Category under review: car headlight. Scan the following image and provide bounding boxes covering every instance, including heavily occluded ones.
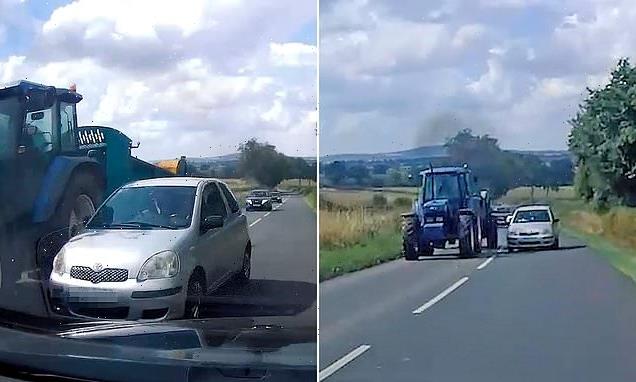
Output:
[246,199,253,204]
[52,249,66,276]
[137,250,179,281]
[542,228,552,235]
[508,230,518,236]
[435,216,444,223]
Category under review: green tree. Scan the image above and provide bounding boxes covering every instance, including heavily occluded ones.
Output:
[569,58,636,207]
[237,138,289,187]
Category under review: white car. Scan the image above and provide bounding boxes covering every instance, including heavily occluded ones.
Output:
[49,177,251,320]
[506,205,560,251]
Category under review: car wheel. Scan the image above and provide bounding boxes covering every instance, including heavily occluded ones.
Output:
[235,245,251,284]
[184,272,206,319]
[552,237,559,249]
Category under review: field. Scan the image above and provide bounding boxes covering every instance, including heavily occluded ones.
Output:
[319,187,416,280]
[498,186,636,281]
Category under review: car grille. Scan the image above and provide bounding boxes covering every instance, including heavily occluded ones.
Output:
[519,232,539,236]
[70,266,128,283]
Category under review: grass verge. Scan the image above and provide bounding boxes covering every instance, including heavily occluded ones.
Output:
[320,231,402,281]
[304,187,317,211]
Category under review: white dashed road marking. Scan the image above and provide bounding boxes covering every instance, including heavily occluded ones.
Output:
[320,345,371,381]
[412,277,469,315]
[249,218,262,227]
[264,212,271,217]
[477,256,495,270]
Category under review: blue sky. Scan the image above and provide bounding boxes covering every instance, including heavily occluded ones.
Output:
[0,0,316,159]
[319,0,636,154]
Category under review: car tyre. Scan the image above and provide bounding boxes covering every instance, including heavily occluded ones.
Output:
[184,272,206,319]
[235,245,251,284]
[552,237,559,250]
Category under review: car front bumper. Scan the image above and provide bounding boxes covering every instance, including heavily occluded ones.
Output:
[507,234,555,249]
[49,273,186,320]
[246,202,271,210]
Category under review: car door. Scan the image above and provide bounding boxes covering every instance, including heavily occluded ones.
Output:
[196,182,232,289]
[218,182,247,272]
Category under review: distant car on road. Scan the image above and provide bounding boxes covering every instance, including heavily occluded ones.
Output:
[271,191,283,203]
[245,190,273,211]
[507,205,559,251]
[49,177,252,320]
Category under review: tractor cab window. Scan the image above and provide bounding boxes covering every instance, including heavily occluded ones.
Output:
[59,102,76,152]
[423,173,461,201]
[25,108,53,153]
[0,97,20,159]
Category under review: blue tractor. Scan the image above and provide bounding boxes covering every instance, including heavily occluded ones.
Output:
[401,165,498,259]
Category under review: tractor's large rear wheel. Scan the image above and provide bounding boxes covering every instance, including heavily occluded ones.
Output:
[52,172,104,238]
[458,215,476,258]
[402,215,420,261]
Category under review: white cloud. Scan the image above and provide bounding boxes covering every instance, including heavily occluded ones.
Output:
[270,43,317,67]
[1,0,316,159]
[320,0,636,153]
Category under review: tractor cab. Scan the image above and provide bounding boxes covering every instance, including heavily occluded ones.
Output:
[0,80,82,160]
[0,81,83,225]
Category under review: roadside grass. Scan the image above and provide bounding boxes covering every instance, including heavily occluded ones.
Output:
[499,186,636,281]
[304,187,317,211]
[320,231,402,281]
[319,188,412,280]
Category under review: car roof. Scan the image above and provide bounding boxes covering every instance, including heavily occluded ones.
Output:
[515,204,551,212]
[124,177,212,188]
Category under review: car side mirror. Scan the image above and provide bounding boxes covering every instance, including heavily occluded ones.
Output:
[202,215,224,230]
[554,218,560,223]
[506,215,513,224]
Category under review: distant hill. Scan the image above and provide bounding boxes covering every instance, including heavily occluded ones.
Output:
[322,145,571,164]
[153,153,316,165]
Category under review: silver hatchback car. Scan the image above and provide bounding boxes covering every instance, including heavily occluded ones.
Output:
[49,177,251,320]
[507,205,560,251]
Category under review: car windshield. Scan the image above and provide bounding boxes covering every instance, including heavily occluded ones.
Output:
[87,186,196,229]
[0,96,20,160]
[250,191,269,197]
[423,173,461,201]
[513,210,551,223]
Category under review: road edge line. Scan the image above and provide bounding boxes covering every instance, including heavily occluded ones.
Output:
[319,345,371,381]
[412,277,469,315]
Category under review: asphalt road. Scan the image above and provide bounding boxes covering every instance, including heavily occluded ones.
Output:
[208,194,317,326]
[0,194,317,327]
[320,228,636,381]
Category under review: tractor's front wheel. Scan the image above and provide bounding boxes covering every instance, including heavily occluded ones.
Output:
[402,215,420,261]
[52,171,104,238]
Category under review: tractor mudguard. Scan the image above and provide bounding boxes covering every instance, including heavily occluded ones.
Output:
[32,156,103,223]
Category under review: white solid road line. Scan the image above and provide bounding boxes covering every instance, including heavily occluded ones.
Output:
[249,218,262,227]
[412,277,469,315]
[264,212,271,217]
[320,345,371,381]
[477,256,495,270]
